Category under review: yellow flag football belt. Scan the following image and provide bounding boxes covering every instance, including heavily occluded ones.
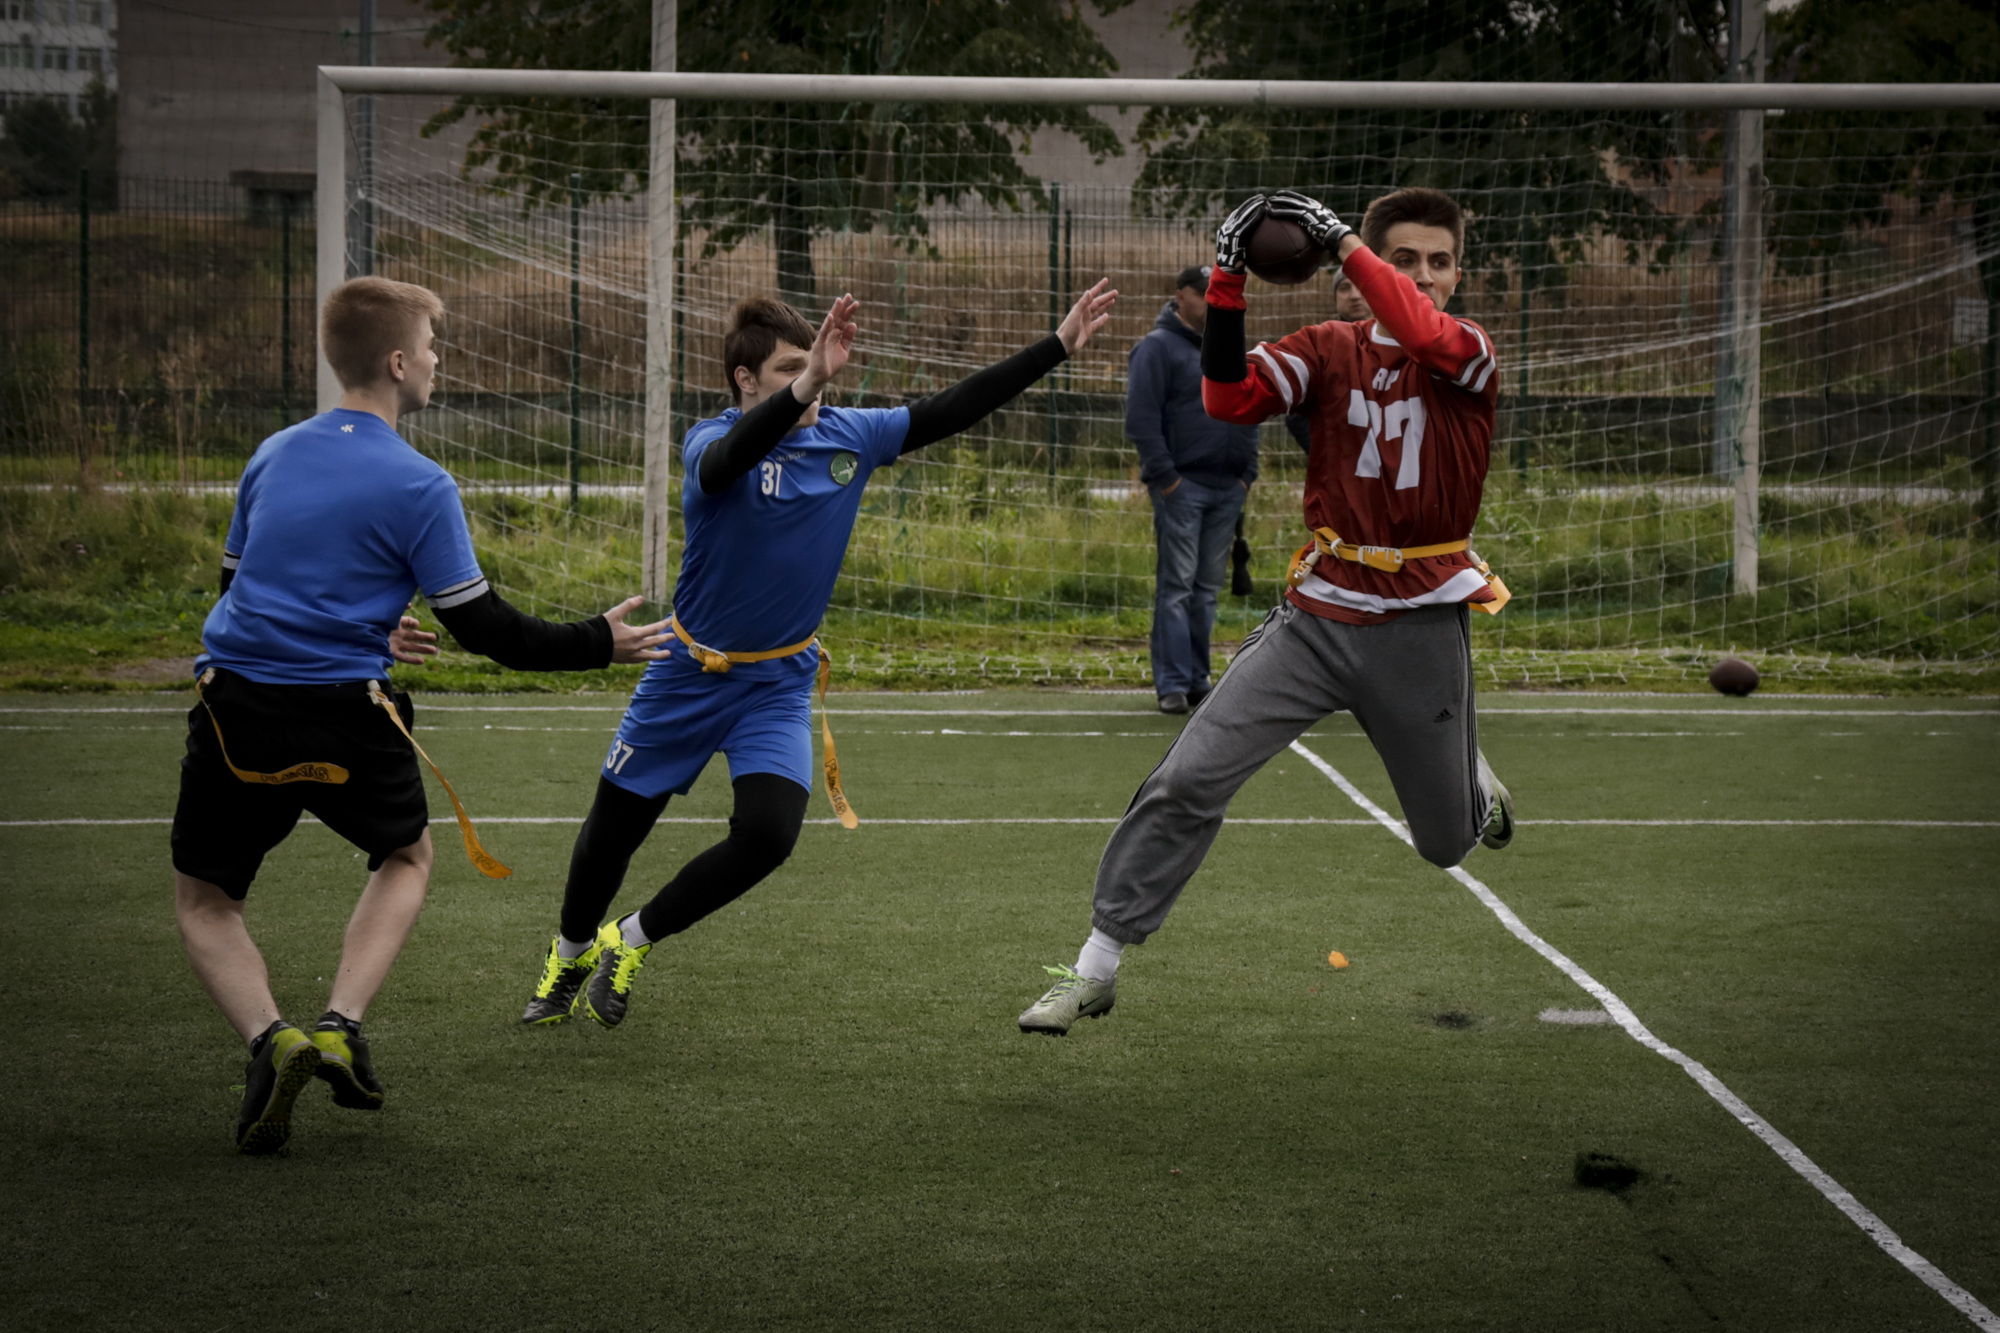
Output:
[194,668,512,880]
[1287,526,1513,616]
[668,617,859,830]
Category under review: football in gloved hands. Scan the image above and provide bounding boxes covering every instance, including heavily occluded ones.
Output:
[1244,215,1328,286]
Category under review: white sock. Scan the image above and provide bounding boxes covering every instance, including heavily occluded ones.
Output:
[1075,928,1125,982]
[556,934,593,960]
[619,912,651,949]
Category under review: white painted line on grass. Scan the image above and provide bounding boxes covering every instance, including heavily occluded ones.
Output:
[3,704,1996,718]
[1286,737,2000,1332]
[6,816,1995,830]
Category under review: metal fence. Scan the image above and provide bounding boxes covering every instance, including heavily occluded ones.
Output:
[0,175,316,481]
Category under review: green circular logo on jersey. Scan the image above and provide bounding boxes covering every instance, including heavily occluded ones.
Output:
[829,452,859,487]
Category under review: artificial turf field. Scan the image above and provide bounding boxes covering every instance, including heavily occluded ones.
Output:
[2,687,1996,1332]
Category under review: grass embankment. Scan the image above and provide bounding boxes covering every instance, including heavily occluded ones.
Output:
[2,483,1994,694]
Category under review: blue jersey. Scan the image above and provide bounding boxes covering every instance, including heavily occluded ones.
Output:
[669,403,908,679]
[197,409,486,685]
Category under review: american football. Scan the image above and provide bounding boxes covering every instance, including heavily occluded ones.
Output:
[1709,657,1761,696]
[1245,214,1328,285]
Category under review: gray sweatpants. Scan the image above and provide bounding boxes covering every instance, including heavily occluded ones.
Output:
[1091,598,1492,946]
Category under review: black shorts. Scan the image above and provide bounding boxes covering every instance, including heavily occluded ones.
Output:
[170,668,428,899]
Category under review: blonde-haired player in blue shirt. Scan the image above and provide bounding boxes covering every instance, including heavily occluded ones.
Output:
[178,277,668,1154]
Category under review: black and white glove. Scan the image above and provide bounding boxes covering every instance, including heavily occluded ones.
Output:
[1213,194,1269,274]
[1267,189,1354,253]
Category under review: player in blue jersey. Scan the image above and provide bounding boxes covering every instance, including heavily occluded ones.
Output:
[520,281,1119,1028]
[176,276,669,1153]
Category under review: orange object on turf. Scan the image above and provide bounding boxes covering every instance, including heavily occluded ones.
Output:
[1328,951,1350,969]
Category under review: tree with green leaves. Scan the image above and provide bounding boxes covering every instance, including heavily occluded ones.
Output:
[0,80,116,206]
[421,0,1127,305]
[1767,0,2000,273]
[1132,0,1726,302]
[1763,0,2000,526]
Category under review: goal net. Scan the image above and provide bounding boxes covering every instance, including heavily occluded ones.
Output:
[330,78,1999,689]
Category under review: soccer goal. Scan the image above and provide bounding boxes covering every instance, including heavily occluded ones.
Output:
[313,61,2000,689]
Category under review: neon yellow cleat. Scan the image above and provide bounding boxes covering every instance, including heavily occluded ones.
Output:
[521,935,601,1026]
[583,920,652,1029]
[235,1023,321,1155]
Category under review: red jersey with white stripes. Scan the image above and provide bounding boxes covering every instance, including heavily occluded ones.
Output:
[1203,247,1499,625]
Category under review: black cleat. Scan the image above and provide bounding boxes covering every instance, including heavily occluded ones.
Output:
[522,935,601,1026]
[236,1022,321,1154]
[311,1014,384,1110]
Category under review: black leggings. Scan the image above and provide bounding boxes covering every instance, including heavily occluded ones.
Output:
[559,772,811,945]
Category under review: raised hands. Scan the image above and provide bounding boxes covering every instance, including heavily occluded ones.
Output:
[795,292,860,402]
[1214,194,1269,274]
[1266,189,1354,253]
[602,595,673,664]
[1056,278,1120,355]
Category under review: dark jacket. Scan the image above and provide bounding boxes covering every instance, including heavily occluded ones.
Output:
[1125,301,1259,491]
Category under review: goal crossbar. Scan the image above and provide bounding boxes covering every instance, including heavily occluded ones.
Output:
[317,66,2000,111]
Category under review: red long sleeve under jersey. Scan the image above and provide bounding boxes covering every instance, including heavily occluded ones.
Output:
[1203,247,1500,625]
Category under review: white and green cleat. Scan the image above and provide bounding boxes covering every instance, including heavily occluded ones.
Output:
[1017,964,1116,1036]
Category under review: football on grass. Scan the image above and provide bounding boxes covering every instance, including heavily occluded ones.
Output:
[1709,658,1760,696]
[1245,215,1328,286]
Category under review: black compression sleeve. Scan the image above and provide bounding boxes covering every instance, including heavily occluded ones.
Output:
[902,335,1067,454]
[697,387,811,494]
[431,587,614,672]
[1201,305,1248,383]
[219,567,235,596]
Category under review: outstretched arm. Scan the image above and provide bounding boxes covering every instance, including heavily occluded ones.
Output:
[429,588,669,671]
[902,280,1119,454]
[697,294,860,493]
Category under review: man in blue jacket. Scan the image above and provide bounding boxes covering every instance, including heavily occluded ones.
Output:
[1127,264,1260,713]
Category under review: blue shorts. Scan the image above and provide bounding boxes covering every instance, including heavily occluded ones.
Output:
[600,652,816,799]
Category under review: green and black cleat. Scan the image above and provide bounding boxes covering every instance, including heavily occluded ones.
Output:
[583,920,652,1030]
[311,1014,384,1111]
[521,935,601,1026]
[236,1022,321,1155]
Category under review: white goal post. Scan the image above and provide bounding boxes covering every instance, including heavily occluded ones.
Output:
[314,64,2000,617]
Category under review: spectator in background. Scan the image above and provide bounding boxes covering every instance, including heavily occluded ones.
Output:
[1285,274,1376,453]
[1127,264,1260,714]
[1333,272,1373,322]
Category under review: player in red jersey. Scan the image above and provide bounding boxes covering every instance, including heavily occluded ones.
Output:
[1018,186,1515,1035]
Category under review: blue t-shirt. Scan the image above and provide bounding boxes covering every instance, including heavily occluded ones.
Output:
[668,403,909,680]
[197,409,487,685]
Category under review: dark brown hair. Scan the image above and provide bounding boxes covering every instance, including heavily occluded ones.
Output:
[1360,188,1465,262]
[320,277,445,389]
[723,297,816,401]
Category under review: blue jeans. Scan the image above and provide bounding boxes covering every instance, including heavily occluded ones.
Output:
[1148,476,1246,697]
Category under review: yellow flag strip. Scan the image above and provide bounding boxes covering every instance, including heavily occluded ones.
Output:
[365,682,512,879]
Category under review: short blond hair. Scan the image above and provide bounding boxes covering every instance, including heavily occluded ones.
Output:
[320,277,445,389]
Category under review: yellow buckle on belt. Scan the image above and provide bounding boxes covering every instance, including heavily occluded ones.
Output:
[667,617,859,830]
[1285,528,1510,614]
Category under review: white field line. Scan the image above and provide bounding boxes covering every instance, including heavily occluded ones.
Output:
[5,816,1995,829]
[1286,737,1999,1332]
[1,704,1996,718]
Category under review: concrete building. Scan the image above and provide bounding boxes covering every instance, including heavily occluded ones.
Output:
[115,0,443,182]
[0,0,117,118]
[105,0,1189,189]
